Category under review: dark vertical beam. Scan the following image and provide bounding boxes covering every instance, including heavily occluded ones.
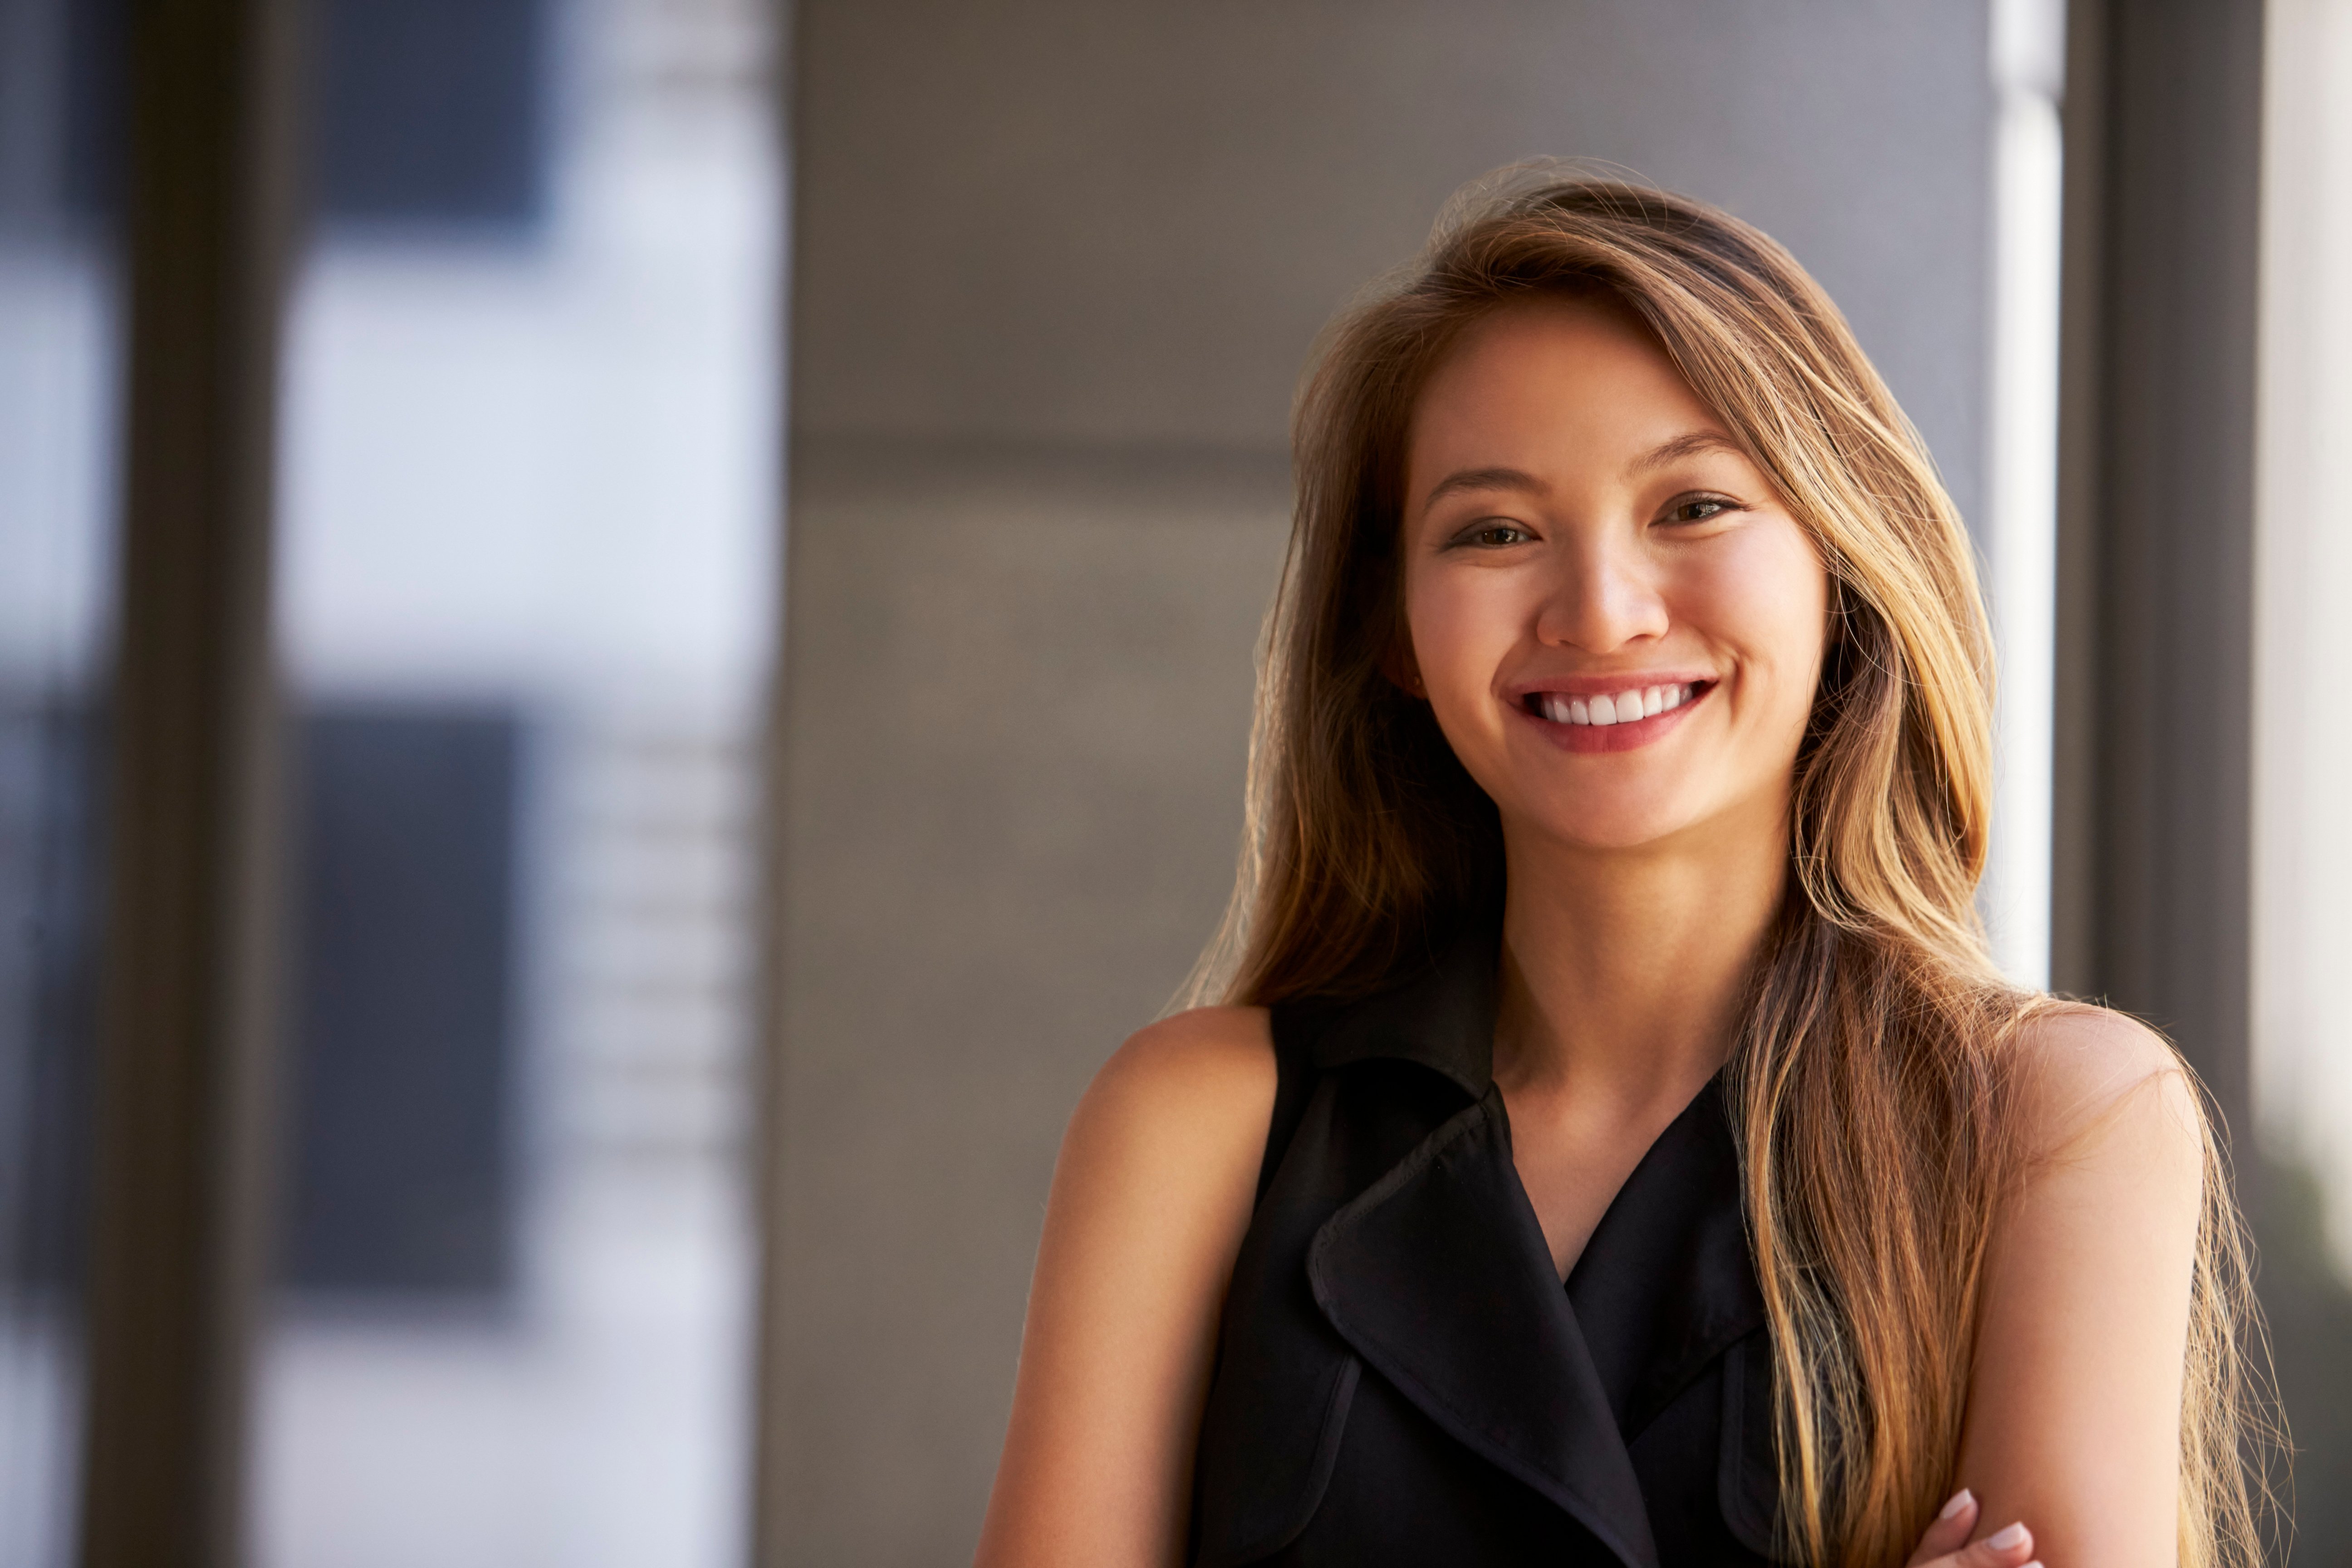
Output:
[78,0,298,1562]
[750,0,799,1556]
[2048,0,2107,1012]
[2052,0,2264,1145]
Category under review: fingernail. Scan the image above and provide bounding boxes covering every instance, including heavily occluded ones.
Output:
[1988,1523,2029,1551]
[1939,1489,1974,1520]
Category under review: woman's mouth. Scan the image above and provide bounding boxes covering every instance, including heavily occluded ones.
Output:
[1522,681,1706,726]
[1517,679,1715,752]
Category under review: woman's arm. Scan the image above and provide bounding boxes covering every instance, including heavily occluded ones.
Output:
[973,1006,1277,1568]
[1950,1007,2210,1566]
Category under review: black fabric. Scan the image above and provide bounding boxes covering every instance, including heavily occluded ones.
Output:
[1192,927,1789,1568]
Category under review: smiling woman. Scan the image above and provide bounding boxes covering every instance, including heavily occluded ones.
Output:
[972,173,2270,1568]
[1402,299,1827,814]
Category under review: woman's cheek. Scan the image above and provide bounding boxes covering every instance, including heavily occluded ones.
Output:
[1408,577,1516,744]
[1690,531,1827,721]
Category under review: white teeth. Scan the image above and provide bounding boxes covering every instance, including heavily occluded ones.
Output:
[1535,682,1702,725]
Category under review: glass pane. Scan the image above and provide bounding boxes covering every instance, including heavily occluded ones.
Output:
[0,0,121,1561]
[2256,0,2352,1555]
[253,0,779,1560]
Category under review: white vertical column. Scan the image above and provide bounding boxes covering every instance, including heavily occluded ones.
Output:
[2255,0,2352,1271]
[1983,0,2066,987]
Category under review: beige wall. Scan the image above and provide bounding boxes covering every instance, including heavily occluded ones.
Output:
[766,5,1995,1560]
[787,0,1995,501]
[767,446,1287,1561]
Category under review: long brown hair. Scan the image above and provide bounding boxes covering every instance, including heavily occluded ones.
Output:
[1200,168,2269,1567]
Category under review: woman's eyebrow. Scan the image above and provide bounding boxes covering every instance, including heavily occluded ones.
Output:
[1420,466,1546,510]
[1627,430,1744,476]
[1420,434,1742,512]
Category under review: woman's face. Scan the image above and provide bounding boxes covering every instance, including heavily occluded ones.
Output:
[1399,296,1830,855]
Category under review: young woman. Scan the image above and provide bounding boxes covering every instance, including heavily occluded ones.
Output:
[973,174,2268,1568]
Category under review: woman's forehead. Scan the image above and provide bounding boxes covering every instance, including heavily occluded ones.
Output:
[1404,301,1732,498]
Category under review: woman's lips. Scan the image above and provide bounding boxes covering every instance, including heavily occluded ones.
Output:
[1515,678,1716,753]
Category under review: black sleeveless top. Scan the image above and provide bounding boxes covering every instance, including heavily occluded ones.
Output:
[1189,927,1788,1568]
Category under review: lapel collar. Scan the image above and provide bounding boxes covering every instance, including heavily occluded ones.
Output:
[1565,1079,1766,1438]
[1307,1087,1661,1568]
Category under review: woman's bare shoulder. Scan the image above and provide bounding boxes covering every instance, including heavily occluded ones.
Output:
[1069,1005,1278,1162]
[1039,1005,1278,1296]
[2001,1000,2205,1173]
[1956,1002,2213,1561]
[978,1008,1278,1566]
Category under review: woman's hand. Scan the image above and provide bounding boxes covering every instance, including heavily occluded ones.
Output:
[1906,1490,2041,1568]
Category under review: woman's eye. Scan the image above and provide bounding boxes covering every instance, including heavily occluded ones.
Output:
[1457,520,1533,548]
[1664,495,1736,525]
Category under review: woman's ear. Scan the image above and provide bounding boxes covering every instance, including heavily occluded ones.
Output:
[1381,636,1427,699]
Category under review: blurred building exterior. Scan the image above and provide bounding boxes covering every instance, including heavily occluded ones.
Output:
[1,0,779,1562]
[0,0,118,1559]
[257,0,777,1562]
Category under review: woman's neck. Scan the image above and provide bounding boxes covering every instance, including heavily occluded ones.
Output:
[1491,789,1789,1119]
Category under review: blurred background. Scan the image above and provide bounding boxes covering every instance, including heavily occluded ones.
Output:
[0,0,2345,1564]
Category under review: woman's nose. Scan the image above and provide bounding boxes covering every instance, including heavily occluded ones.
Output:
[1533,537,1669,652]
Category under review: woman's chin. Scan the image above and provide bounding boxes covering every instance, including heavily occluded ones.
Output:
[1507,799,1713,856]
